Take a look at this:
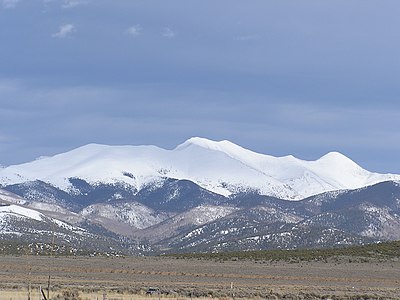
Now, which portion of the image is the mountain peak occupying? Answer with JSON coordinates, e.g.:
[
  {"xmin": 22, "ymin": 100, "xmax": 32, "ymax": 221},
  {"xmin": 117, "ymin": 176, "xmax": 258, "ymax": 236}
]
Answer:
[
  {"xmin": 317, "ymin": 151, "xmax": 358, "ymax": 167},
  {"xmin": 176, "ymin": 137, "xmax": 239, "ymax": 152}
]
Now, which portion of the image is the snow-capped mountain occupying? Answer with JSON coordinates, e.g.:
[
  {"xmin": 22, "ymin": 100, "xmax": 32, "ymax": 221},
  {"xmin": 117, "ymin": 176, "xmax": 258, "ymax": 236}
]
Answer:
[
  {"xmin": 1, "ymin": 138, "xmax": 400, "ymax": 254},
  {"xmin": 1, "ymin": 137, "xmax": 399, "ymax": 200}
]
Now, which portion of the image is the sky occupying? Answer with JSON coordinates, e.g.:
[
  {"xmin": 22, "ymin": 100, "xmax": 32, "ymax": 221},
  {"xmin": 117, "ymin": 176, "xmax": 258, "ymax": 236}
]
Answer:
[{"xmin": 0, "ymin": 0, "xmax": 400, "ymax": 173}]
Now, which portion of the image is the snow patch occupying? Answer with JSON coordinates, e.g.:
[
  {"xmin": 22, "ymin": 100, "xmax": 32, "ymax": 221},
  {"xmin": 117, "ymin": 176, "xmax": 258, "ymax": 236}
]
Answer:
[{"xmin": 0, "ymin": 205, "xmax": 43, "ymax": 221}]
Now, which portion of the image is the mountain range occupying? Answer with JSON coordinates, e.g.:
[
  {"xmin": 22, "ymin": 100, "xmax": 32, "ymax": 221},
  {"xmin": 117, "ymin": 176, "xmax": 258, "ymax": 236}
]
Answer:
[{"xmin": 0, "ymin": 137, "xmax": 399, "ymax": 254}]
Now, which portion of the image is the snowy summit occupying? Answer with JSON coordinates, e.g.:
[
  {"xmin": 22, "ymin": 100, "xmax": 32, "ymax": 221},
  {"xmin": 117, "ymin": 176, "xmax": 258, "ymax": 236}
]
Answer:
[{"xmin": 0, "ymin": 137, "xmax": 399, "ymax": 200}]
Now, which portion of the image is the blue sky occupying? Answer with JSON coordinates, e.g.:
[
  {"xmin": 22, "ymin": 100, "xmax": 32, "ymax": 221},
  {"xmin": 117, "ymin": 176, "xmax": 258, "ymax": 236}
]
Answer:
[{"xmin": 0, "ymin": 0, "xmax": 399, "ymax": 173}]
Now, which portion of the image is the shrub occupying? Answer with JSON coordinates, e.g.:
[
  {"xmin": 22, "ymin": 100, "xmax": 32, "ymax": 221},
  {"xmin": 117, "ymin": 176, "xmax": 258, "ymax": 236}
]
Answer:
[{"xmin": 53, "ymin": 290, "xmax": 81, "ymax": 300}]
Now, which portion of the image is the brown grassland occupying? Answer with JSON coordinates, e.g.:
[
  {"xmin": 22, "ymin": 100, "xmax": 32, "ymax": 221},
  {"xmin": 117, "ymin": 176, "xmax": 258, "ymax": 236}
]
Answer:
[{"xmin": 0, "ymin": 255, "xmax": 399, "ymax": 299}]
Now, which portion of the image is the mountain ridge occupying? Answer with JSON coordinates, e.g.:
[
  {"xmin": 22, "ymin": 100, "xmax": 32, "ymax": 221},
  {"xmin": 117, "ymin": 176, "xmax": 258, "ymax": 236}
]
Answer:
[{"xmin": 1, "ymin": 137, "xmax": 399, "ymax": 201}]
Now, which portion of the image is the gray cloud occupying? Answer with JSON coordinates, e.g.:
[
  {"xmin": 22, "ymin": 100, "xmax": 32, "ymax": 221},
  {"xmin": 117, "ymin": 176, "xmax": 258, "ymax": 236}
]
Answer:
[
  {"xmin": 51, "ymin": 24, "xmax": 76, "ymax": 38},
  {"xmin": 162, "ymin": 27, "xmax": 175, "ymax": 38},
  {"xmin": 1, "ymin": 0, "xmax": 19, "ymax": 8},
  {"xmin": 62, "ymin": 0, "xmax": 88, "ymax": 8},
  {"xmin": 126, "ymin": 25, "xmax": 142, "ymax": 37}
]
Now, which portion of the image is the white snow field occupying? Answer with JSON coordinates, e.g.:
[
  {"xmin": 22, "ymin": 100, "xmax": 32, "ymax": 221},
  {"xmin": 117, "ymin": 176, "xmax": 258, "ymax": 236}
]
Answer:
[{"xmin": 0, "ymin": 137, "xmax": 399, "ymax": 200}]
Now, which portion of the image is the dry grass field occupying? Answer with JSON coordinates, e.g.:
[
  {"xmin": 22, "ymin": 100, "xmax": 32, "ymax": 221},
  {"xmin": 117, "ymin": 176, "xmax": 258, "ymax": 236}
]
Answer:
[{"xmin": 0, "ymin": 255, "xmax": 399, "ymax": 299}]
